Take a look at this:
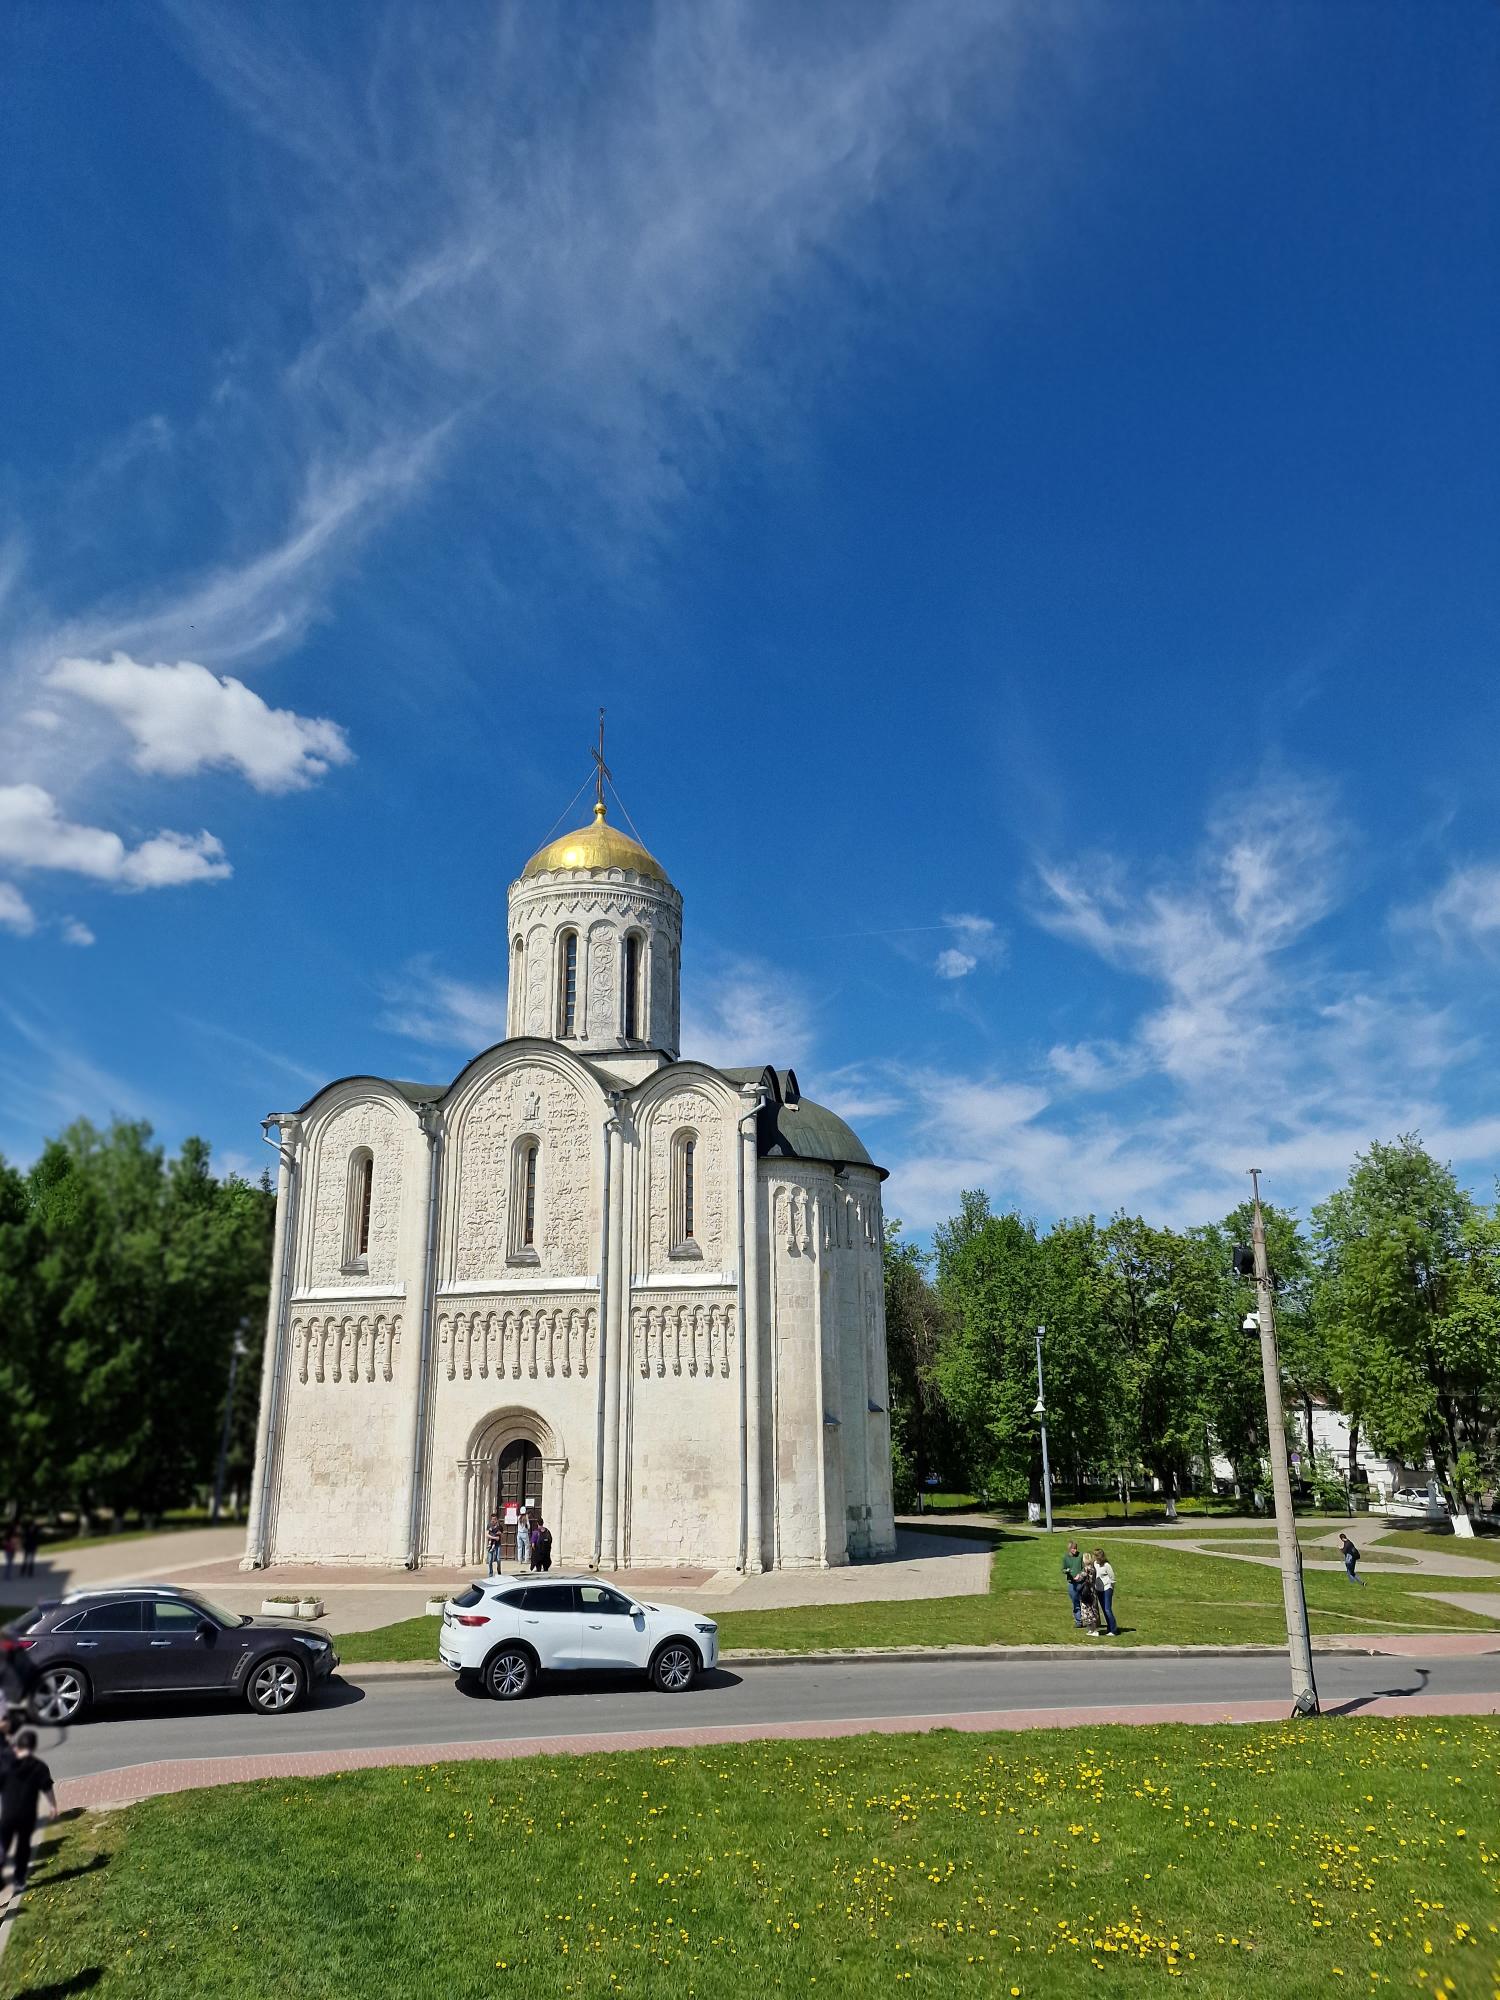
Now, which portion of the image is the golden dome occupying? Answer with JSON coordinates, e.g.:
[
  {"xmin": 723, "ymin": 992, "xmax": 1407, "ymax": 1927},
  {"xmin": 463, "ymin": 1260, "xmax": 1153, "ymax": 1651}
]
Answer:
[{"xmin": 521, "ymin": 802, "xmax": 671, "ymax": 886}]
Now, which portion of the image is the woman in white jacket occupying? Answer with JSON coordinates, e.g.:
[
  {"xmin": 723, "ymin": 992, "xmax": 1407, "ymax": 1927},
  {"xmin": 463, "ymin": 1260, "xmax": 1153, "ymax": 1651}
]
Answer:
[{"xmin": 1093, "ymin": 1550, "xmax": 1119, "ymax": 1636}]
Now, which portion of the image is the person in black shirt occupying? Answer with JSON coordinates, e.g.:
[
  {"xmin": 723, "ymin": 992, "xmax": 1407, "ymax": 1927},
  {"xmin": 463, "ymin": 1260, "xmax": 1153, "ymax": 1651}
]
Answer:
[{"xmin": 1, "ymin": 1728, "xmax": 57, "ymax": 1896}]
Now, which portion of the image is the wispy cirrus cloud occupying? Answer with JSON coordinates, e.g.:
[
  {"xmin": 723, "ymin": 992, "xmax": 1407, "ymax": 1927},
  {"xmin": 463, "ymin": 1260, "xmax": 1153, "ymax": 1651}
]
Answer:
[
  {"xmin": 1395, "ymin": 861, "xmax": 1500, "ymax": 953},
  {"xmin": 878, "ymin": 777, "xmax": 1498, "ymax": 1231},
  {"xmin": 377, "ymin": 958, "xmax": 505, "ymax": 1058}
]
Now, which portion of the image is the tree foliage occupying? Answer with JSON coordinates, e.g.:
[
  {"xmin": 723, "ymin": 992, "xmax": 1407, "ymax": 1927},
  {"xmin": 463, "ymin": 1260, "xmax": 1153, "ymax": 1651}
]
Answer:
[
  {"xmin": 0, "ymin": 1120, "xmax": 274, "ymax": 1520},
  {"xmin": 889, "ymin": 1134, "xmax": 1500, "ymax": 1512}
]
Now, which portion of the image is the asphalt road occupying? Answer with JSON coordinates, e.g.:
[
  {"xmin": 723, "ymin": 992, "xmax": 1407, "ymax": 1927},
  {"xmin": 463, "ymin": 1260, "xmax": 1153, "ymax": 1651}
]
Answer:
[{"xmin": 32, "ymin": 1650, "xmax": 1500, "ymax": 1783}]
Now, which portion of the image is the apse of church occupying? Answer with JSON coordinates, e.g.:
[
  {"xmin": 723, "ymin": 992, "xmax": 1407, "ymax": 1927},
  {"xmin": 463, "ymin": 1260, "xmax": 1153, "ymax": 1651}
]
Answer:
[{"xmin": 244, "ymin": 750, "xmax": 895, "ymax": 1574}]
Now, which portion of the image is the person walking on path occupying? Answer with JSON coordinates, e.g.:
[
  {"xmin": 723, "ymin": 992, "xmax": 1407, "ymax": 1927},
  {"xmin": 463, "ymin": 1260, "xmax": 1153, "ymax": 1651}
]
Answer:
[
  {"xmin": 19, "ymin": 1523, "xmax": 38, "ymax": 1579},
  {"xmin": 485, "ymin": 1511, "xmax": 504, "ymax": 1577},
  {"xmin": 1339, "ymin": 1532, "xmax": 1366, "ymax": 1585},
  {"xmin": 1093, "ymin": 1549, "xmax": 1120, "ymax": 1635},
  {"xmin": 0, "ymin": 1728, "xmax": 57, "ymax": 1898},
  {"xmin": 1062, "ymin": 1540, "xmax": 1085, "ymax": 1628}
]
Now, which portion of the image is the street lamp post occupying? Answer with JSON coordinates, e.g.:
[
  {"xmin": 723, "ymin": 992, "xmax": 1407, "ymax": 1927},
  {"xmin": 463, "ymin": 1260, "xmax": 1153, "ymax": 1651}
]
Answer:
[
  {"xmin": 1034, "ymin": 1325, "xmax": 1054, "ymax": 1534},
  {"xmin": 1247, "ymin": 1169, "xmax": 1319, "ymax": 1717},
  {"xmin": 212, "ymin": 1323, "xmax": 249, "ymax": 1526}
]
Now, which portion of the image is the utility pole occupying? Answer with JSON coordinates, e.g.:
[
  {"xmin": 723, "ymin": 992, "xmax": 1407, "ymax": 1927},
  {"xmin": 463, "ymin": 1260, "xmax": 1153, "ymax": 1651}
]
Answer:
[
  {"xmin": 212, "ymin": 1324, "xmax": 249, "ymax": 1526},
  {"xmin": 1248, "ymin": 1170, "xmax": 1319, "ymax": 1717},
  {"xmin": 1034, "ymin": 1325, "xmax": 1054, "ymax": 1534}
]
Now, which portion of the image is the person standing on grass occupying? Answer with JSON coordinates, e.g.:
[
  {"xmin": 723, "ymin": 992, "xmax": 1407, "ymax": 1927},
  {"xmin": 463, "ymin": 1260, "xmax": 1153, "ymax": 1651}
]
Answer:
[
  {"xmin": 1062, "ymin": 1540, "xmax": 1085, "ymax": 1627},
  {"xmin": 1077, "ymin": 1556, "xmax": 1101, "ymax": 1635},
  {"xmin": 1339, "ymin": 1532, "xmax": 1365, "ymax": 1585},
  {"xmin": 486, "ymin": 1510, "xmax": 504, "ymax": 1576},
  {"xmin": 1093, "ymin": 1550, "xmax": 1120, "ymax": 1635},
  {"xmin": 0, "ymin": 1728, "xmax": 57, "ymax": 1897}
]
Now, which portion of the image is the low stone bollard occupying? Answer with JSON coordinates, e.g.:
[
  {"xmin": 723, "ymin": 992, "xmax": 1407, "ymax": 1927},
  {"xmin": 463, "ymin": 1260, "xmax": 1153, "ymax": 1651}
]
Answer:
[{"xmin": 425, "ymin": 1597, "xmax": 447, "ymax": 1615}]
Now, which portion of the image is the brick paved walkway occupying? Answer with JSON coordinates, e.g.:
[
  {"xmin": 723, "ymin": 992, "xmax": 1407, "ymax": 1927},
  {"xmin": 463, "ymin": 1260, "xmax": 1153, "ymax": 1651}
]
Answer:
[{"xmin": 53, "ymin": 1688, "xmax": 1500, "ymax": 1813}]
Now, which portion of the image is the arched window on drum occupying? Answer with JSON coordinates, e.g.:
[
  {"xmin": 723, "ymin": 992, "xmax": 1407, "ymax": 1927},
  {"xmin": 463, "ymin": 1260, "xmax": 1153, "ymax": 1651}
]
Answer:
[
  {"xmin": 556, "ymin": 931, "xmax": 579, "ymax": 1038},
  {"xmin": 623, "ymin": 931, "xmax": 646, "ymax": 1042},
  {"xmin": 670, "ymin": 1129, "xmax": 700, "ymax": 1257},
  {"xmin": 343, "ymin": 1148, "xmax": 374, "ymax": 1271},
  {"xmin": 509, "ymin": 935, "xmax": 525, "ymax": 1034}
]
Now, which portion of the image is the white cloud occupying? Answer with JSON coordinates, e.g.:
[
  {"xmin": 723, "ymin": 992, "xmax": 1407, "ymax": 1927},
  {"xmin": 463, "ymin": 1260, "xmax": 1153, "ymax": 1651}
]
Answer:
[
  {"xmin": 1397, "ymin": 863, "xmax": 1500, "ymax": 951},
  {"xmin": 60, "ymin": 919, "xmax": 95, "ymax": 947},
  {"xmin": 935, "ymin": 947, "xmax": 977, "ymax": 980},
  {"xmin": 379, "ymin": 958, "xmax": 504, "ymax": 1055},
  {"xmin": 681, "ymin": 953, "xmax": 817, "ymax": 1071},
  {"xmin": 933, "ymin": 911, "xmax": 1003, "ymax": 980},
  {"xmin": 0, "ymin": 784, "xmax": 230, "ymax": 890},
  {"xmin": 48, "ymin": 654, "xmax": 354, "ymax": 794},
  {"xmin": 0, "ymin": 884, "xmax": 37, "ymax": 936}
]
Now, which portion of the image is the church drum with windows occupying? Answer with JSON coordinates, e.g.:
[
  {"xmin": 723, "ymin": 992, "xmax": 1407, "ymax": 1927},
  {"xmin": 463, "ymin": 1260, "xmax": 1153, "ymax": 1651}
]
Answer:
[{"xmin": 243, "ymin": 797, "xmax": 896, "ymax": 1573}]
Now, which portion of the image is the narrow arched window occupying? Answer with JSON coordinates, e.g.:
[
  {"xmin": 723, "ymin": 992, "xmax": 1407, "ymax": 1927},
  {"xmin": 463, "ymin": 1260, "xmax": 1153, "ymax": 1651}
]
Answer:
[
  {"xmin": 344, "ymin": 1149, "xmax": 374, "ymax": 1269},
  {"xmin": 670, "ymin": 1129, "xmax": 700, "ymax": 1256},
  {"xmin": 624, "ymin": 932, "xmax": 643, "ymax": 1040},
  {"xmin": 510, "ymin": 936, "xmax": 525, "ymax": 1034},
  {"xmin": 509, "ymin": 1137, "xmax": 541, "ymax": 1261},
  {"xmin": 558, "ymin": 931, "xmax": 578, "ymax": 1037}
]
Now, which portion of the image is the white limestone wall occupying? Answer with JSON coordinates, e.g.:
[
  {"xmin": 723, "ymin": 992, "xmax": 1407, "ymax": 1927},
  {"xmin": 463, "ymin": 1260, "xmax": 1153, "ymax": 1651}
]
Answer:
[
  {"xmin": 767, "ymin": 1168, "xmax": 830, "ymax": 1567},
  {"xmin": 269, "ymin": 1081, "xmax": 430, "ymax": 1564},
  {"xmin": 623, "ymin": 1287, "xmax": 741, "ymax": 1564}
]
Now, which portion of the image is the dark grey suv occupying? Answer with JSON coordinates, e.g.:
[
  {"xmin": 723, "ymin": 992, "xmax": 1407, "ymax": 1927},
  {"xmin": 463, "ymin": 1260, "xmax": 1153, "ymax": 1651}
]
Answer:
[{"xmin": 3, "ymin": 1587, "xmax": 339, "ymax": 1721}]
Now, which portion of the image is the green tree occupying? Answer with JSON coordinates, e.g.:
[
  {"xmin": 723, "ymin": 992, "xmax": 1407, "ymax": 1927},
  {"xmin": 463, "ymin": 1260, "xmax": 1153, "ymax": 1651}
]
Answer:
[
  {"xmin": 1312, "ymin": 1136, "xmax": 1500, "ymax": 1507},
  {"xmin": 883, "ymin": 1221, "xmax": 950, "ymax": 1508}
]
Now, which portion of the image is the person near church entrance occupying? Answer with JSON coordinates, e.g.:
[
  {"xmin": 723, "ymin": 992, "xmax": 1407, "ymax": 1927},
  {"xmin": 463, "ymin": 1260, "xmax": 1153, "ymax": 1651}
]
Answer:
[
  {"xmin": 486, "ymin": 1510, "xmax": 504, "ymax": 1576},
  {"xmin": 530, "ymin": 1519, "xmax": 552, "ymax": 1572},
  {"xmin": 1, "ymin": 1728, "xmax": 57, "ymax": 1897},
  {"xmin": 515, "ymin": 1511, "xmax": 531, "ymax": 1570}
]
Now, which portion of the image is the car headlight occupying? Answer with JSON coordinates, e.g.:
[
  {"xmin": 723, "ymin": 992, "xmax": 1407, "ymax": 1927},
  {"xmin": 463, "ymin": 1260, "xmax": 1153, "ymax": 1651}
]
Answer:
[
  {"xmin": 695, "ymin": 1622, "xmax": 718, "ymax": 1635},
  {"xmin": 293, "ymin": 1634, "xmax": 330, "ymax": 1651}
]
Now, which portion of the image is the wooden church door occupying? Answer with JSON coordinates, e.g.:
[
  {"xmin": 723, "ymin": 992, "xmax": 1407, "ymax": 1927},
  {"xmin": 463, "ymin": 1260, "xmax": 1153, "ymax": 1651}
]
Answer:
[{"xmin": 497, "ymin": 1438, "xmax": 542, "ymax": 1561}]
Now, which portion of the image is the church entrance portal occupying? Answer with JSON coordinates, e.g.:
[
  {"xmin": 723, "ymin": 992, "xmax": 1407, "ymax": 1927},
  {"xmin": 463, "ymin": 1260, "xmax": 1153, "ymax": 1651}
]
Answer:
[{"xmin": 497, "ymin": 1437, "xmax": 542, "ymax": 1563}]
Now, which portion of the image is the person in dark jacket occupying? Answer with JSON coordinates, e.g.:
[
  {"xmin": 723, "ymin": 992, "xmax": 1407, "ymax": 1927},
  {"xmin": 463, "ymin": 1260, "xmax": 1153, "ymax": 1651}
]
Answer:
[
  {"xmin": 1062, "ymin": 1541, "xmax": 1085, "ymax": 1627},
  {"xmin": 1, "ymin": 1728, "xmax": 57, "ymax": 1896},
  {"xmin": 1338, "ymin": 1532, "xmax": 1365, "ymax": 1585}
]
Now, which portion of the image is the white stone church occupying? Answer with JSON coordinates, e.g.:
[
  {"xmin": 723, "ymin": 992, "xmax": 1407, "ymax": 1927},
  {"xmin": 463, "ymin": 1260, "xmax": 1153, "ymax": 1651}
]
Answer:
[{"xmin": 244, "ymin": 783, "xmax": 895, "ymax": 1574}]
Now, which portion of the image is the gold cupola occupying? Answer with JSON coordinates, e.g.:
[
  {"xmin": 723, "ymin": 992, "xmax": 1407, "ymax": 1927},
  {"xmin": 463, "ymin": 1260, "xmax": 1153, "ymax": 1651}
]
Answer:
[{"xmin": 520, "ymin": 800, "xmax": 671, "ymax": 887}]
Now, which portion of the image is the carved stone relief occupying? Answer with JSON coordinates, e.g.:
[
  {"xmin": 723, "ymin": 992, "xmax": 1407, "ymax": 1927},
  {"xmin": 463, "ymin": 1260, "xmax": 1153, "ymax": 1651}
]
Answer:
[
  {"xmin": 437, "ymin": 1299, "xmax": 596, "ymax": 1381},
  {"xmin": 451, "ymin": 1068, "xmax": 594, "ymax": 1283},
  {"xmin": 646, "ymin": 1090, "xmax": 725, "ymax": 1268},
  {"xmin": 306, "ymin": 1098, "xmax": 402, "ymax": 1289},
  {"xmin": 293, "ymin": 1312, "xmax": 402, "ymax": 1385},
  {"xmin": 630, "ymin": 1292, "xmax": 736, "ymax": 1379}
]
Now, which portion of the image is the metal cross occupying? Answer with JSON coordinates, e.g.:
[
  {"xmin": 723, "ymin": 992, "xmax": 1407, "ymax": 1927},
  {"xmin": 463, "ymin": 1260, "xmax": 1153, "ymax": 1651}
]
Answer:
[{"xmin": 590, "ymin": 706, "xmax": 611, "ymax": 814}]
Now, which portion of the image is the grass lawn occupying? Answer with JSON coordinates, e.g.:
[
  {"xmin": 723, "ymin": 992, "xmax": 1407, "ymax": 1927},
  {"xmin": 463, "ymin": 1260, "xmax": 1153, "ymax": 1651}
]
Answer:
[
  {"xmin": 6, "ymin": 1719, "xmax": 1497, "ymax": 1999},
  {"xmin": 1376, "ymin": 1528, "xmax": 1500, "ymax": 1563},
  {"xmin": 337, "ymin": 1531, "xmax": 1500, "ymax": 1665}
]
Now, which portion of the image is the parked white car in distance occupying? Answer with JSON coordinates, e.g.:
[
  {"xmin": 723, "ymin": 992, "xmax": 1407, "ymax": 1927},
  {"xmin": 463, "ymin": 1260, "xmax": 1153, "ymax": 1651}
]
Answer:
[
  {"xmin": 1382, "ymin": 1487, "xmax": 1449, "ymax": 1521},
  {"xmin": 438, "ymin": 1575, "xmax": 719, "ymax": 1698}
]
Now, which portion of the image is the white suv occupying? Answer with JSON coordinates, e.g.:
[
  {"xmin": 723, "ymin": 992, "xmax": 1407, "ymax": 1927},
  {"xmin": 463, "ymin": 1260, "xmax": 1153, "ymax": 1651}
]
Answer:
[{"xmin": 437, "ymin": 1575, "xmax": 719, "ymax": 1699}]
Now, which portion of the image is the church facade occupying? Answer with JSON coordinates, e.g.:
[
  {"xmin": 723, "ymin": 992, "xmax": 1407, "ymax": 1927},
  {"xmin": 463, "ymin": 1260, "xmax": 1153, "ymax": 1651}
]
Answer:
[{"xmin": 243, "ymin": 797, "xmax": 896, "ymax": 1574}]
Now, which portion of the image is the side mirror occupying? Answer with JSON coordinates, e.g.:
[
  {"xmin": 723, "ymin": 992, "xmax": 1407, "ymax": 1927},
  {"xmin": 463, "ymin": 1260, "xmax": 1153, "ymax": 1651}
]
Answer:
[
  {"xmin": 628, "ymin": 1603, "xmax": 644, "ymax": 1618},
  {"xmin": 195, "ymin": 1620, "xmax": 215, "ymax": 1641}
]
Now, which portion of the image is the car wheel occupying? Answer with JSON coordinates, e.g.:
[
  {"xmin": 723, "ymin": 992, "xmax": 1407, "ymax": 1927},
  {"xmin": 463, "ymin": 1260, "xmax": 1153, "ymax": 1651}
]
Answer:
[
  {"xmin": 484, "ymin": 1647, "xmax": 534, "ymax": 1700},
  {"xmin": 247, "ymin": 1653, "xmax": 306, "ymax": 1715},
  {"xmin": 650, "ymin": 1641, "xmax": 699, "ymax": 1693},
  {"xmin": 30, "ymin": 1665, "xmax": 90, "ymax": 1725}
]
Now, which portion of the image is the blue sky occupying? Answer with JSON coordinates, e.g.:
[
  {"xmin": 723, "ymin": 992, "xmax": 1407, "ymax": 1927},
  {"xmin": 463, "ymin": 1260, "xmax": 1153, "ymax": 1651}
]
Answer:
[{"xmin": 2, "ymin": 1, "xmax": 1497, "ymax": 1234}]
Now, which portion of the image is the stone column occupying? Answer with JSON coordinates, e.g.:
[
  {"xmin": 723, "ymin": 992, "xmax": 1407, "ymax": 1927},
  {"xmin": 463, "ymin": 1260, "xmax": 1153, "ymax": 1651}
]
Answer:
[
  {"xmin": 600, "ymin": 1109, "xmax": 628, "ymax": 1565},
  {"xmin": 243, "ymin": 1123, "xmax": 298, "ymax": 1569},
  {"xmin": 742, "ymin": 1110, "xmax": 765, "ymax": 1573}
]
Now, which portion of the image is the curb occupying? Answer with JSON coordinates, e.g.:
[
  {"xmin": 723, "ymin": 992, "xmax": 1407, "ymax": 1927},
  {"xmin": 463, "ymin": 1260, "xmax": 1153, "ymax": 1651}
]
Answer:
[{"xmin": 339, "ymin": 1638, "xmax": 1402, "ymax": 1681}]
